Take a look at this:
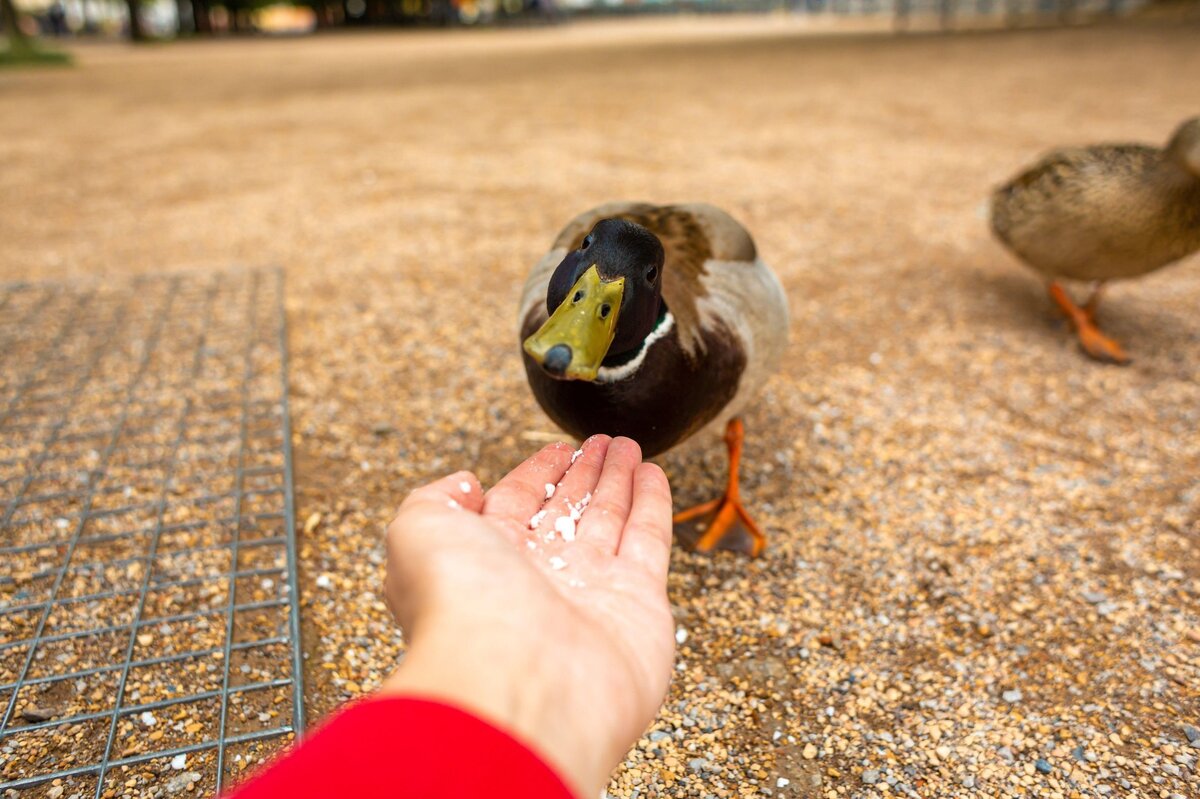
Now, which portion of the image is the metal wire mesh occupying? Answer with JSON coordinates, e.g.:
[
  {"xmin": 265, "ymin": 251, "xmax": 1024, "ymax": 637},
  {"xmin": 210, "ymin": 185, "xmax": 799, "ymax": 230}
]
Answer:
[{"xmin": 0, "ymin": 269, "xmax": 305, "ymax": 798}]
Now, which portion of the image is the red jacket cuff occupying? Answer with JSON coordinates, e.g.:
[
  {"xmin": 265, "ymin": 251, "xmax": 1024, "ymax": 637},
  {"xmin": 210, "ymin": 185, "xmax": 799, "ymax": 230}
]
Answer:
[{"xmin": 225, "ymin": 696, "xmax": 576, "ymax": 799}]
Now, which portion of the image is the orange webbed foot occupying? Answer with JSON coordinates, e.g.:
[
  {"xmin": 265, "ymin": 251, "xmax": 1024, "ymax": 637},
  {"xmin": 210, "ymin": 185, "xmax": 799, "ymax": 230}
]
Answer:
[
  {"xmin": 1048, "ymin": 281, "xmax": 1131, "ymax": 365},
  {"xmin": 1077, "ymin": 323, "xmax": 1130, "ymax": 364},
  {"xmin": 674, "ymin": 494, "xmax": 766, "ymax": 557}
]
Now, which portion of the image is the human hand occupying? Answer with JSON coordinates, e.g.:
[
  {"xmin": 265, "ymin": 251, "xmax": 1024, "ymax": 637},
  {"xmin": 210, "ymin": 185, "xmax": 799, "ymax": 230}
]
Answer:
[{"xmin": 380, "ymin": 435, "xmax": 676, "ymax": 798}]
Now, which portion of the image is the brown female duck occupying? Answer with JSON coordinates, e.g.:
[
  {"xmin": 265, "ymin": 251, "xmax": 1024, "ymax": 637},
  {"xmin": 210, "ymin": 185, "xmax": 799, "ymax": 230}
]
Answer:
[
  {"xmin": 519, "ymin": 202, "xmax": 789, "ymax": 556},
  {"xmin": 991, "ymin": 116, "xmax": 1200, "ymax": 363}
]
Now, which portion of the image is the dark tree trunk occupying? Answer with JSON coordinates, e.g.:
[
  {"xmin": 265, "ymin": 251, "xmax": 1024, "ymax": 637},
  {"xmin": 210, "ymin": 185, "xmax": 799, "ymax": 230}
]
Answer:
[
  {"xmin": 174, "ymin": 0, "xmax": 191, "ymax": 32},
  {"xmin": 193, "ymin": 0, "xmax": 211, "ymax": 31},
  {"xmin": 1, "ymin": 0, "xmax": 33, "ymax": 51},
  {"xmin": 125, "ymin": 0, "xmax": 146, "ymax": 40}
]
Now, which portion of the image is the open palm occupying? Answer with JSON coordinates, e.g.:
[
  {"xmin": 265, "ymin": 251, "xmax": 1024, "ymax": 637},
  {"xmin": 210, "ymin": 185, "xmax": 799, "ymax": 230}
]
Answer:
[{"xmin": 382, "ymin": 435, "xmax": 676, "ymax": 797}]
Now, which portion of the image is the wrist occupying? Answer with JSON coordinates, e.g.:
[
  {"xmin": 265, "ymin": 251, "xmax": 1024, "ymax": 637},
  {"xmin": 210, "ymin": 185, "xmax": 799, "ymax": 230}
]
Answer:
[{"xmin": 378, "ymin": 621, "xmax": 608, "ymax": 798}]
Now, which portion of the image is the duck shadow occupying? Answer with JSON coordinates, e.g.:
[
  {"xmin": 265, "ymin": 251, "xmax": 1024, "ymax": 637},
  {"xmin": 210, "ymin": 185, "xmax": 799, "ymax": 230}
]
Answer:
[{"xmin": 968, "ymin": 267, "xmax": 1199, "ymax": 376}]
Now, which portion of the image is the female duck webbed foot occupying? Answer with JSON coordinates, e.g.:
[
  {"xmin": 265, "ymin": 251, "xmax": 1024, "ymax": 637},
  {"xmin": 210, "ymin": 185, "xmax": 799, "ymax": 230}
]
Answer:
[
  {"xmin": 1048, "ymin": 281, "xmax": 1130, "ymax": 365},
  {"xmin": 672, "ymin": 418, "xmax": 767, "ymax": 558}
]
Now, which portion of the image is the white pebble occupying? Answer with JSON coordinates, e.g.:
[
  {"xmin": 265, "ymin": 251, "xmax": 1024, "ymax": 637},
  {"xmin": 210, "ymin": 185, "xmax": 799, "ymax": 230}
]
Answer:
[
  {"xmin": 316, "ymin": 574, "xmax": 333, "ymax": 590},
  {"xmin": 554, "ymin": 515, "xmax": 576, "ymax": 542},
  {"xmin": 549, "ymin": 556, "xmax": 567, "ymax": 570},
  {"xmin": 545, "ymin": 483, "xmax": 556, "ymax": 499},
  {"xmin": 170, "ymin": 754, "xmax": 187, "ymax": 770},
  {"xmin": 459, "ymin": 481, "xmax": 471, "ymax": 493},
  {"xmin": 140, "ymin": 711, "xmax": 156, "ymax": 727},
  {"xmin": 675, "ymin": 626, "xmax": 688, "ymax": 645},
  {"xmin": 777, "ymin": 778, "xmax": 790, "ymax": 788}
]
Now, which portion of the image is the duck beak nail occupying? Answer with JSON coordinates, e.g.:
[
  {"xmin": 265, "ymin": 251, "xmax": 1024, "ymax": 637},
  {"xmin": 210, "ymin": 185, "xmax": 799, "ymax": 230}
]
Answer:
[{"xmin": 543, "ymin": 344, "xmax": 572, "ymax": 376}]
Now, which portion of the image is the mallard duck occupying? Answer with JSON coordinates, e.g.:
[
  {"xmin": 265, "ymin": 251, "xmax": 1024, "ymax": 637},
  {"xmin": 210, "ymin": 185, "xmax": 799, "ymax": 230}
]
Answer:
[
  {"xmin": 518, "ymin": 202, "xmax": 789, "ymax": 556},
  {"xmin": 991, "ymin": 116, "xmax": 1200, "ymax": 363}
]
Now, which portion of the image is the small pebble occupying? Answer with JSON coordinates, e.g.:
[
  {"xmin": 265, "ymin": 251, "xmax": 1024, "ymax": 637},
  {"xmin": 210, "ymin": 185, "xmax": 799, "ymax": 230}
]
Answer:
[
  {"xmin": 862, "ymin": 770, "xmax": 880, "ymax": 785},
  {"xmin": 1183, "ymin": 724, "xmax": 1200, "ymax": 744},
  {"xmin": 316, "ymin": 574, "xmax": 333, "ymax": 590},
  {"xmin": 776, "ymin": 777, "xmax": 789, "ymax": 788},
  {"xmin": 1034, "ymin": 759, "xmax": 1051, "ymax": 774},
  {"xmin": 170, "ymin": 754, "xmax": 187, "ymax": 770},
  {"xmin": 675, "ymin": 626, "xmax": 688, "ymax": 645},
  {"xmin": 1002, "ymin": 689, "xmax": 1023, "ymax": 703},
  {"xmin": 19, "ymin": 706, "xmax": 56, "ymax": 723}
]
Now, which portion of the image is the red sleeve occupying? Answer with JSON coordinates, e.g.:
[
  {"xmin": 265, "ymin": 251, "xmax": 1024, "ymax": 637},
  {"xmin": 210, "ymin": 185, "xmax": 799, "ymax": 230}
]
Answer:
[{"xmin": 225, "ymin": 697, "xmax": 576, "ymax": 799}]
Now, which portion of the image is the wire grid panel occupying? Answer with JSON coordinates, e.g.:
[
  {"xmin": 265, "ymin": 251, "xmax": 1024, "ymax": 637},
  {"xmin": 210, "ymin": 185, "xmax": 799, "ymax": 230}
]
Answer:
[{"xmin": 0, "ymin": 269, "xmax": 305, "ymax": 798}]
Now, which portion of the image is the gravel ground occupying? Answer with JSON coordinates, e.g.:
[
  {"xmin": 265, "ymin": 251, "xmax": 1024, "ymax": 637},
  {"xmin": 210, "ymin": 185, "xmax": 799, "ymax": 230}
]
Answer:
[{"xmin": 2, "ymin": 17, "xmax": 1199, "ymax": 799}]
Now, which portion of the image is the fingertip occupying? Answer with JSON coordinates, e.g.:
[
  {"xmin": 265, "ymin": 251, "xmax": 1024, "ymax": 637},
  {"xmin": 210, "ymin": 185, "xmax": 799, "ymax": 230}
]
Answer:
[
  {"xmin": 576, "ymin": 433, "xmax": 612, "ymax": 465},
  {"xmin": 451, "ymin": 469, "xmax": 481, "ymax": 492},
  {"xmin": 636, "ymin": 461, "xmax": 670, "ymax": 491},
  {"xmin": 608, "ymin": 436, "xmax": 643, "ymax": 462},
  {"xmin": 451, "ymin": 470, "xmax": 484, "ymax": 511}
]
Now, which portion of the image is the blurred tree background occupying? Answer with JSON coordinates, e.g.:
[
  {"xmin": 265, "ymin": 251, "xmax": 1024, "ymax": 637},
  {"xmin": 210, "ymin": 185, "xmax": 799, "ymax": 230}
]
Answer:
[{"xmin": 2, "ymin": 0, "xmax": 1196, "ymax": 52}]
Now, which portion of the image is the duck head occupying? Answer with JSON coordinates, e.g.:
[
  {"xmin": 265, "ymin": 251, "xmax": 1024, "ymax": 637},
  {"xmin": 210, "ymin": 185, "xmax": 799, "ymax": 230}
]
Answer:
[
  {"xmin": 524, "ymin": 218, "xmax": 665, "ymax": 381},
  {"xmin": 1167, "ymin": 116, "xmax": 1200, "ymax": 178}
]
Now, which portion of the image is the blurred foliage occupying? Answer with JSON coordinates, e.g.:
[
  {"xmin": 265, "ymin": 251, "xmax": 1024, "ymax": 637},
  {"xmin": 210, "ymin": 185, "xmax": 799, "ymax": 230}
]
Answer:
[{"xmin": 1, "ymin": 0, "xmax": 72, "ymax": 63}]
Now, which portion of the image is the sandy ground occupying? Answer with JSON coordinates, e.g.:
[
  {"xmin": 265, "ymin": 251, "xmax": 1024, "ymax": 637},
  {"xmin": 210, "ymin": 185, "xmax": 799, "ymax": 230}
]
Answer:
[{"xmin": 2, "ymin": 16, "xmax": 1199, "ymax": 798}]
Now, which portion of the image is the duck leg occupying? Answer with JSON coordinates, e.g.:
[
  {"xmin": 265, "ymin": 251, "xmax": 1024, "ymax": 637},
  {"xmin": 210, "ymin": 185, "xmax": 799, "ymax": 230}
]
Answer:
[
  {"xmin": 1083, "ymin": 281, "xmax": 1106, "ymax": 326},
  {"xmin": 672, "ymin": 418, "xmax": 766, "ymax": 557},
  {"xmin": 1047, "ymin": 281, "xmax": 1129, "ymax": 364}
]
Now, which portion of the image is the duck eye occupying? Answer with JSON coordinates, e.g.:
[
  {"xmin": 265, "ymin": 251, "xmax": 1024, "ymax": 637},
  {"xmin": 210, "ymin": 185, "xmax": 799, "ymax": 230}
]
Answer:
[
  {"xmin": 599, "ymin": 304, "xmax": 612, "ymax": 319},
  {"xmin": 572, "ymin": 290, "xmax": 584, "ymax": 303},
  {"xmin": 581, "ymin": 234, "xmax": 594, "ymax": 250},
  {"xmin": 646, "ymin": 266, "xmax": 658, "ymax": 282}
]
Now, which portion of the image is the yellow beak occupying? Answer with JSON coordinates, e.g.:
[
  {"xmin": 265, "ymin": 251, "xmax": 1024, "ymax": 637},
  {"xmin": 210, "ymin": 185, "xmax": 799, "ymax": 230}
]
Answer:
[{"xmin": 523, "ymin": 265, "xmax": 625, "ymax": 381}]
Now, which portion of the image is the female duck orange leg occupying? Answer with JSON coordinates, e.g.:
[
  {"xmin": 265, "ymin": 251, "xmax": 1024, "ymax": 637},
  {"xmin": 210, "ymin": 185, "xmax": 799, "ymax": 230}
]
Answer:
[
  {"xmin": 672, "ymin": 418, "xmax": 766, "ymax": 557},
  {"xmin": 1048, "ymin": 281, "xmax": 1129, "ymax": 364}
]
